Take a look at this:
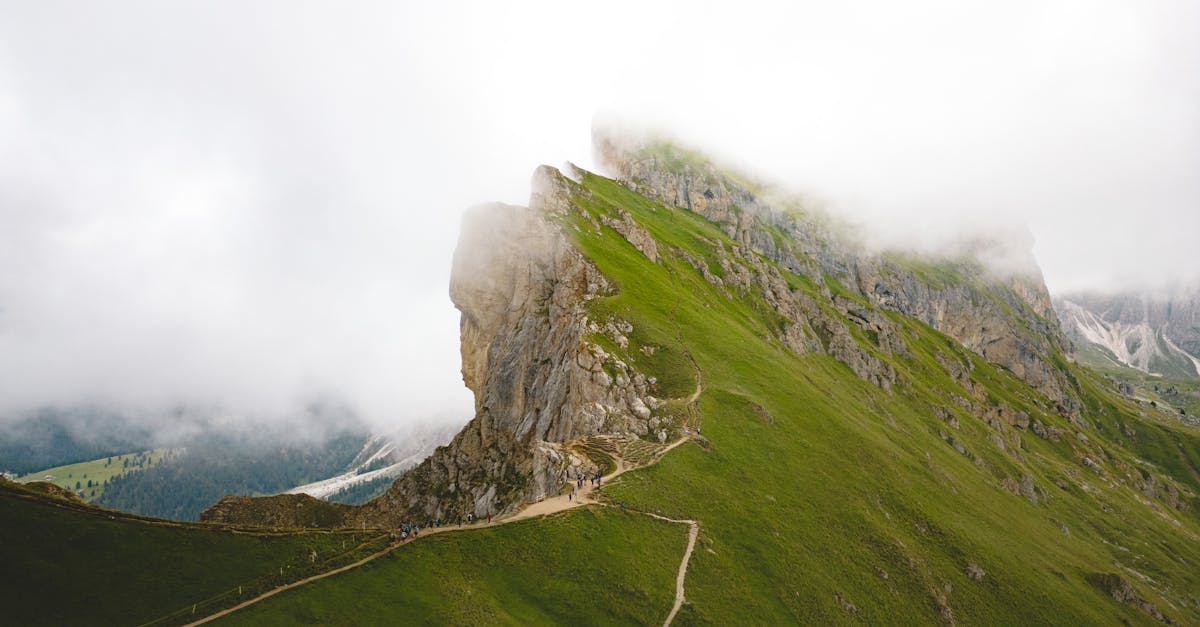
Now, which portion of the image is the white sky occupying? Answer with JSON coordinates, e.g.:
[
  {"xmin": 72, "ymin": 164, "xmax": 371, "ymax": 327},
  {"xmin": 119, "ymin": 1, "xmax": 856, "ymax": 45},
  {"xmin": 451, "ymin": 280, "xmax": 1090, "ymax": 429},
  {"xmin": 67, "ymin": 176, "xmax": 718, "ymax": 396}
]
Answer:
[{"xmin": 1, "ymin": 0, "xmax": 1197, "ymax": 428}]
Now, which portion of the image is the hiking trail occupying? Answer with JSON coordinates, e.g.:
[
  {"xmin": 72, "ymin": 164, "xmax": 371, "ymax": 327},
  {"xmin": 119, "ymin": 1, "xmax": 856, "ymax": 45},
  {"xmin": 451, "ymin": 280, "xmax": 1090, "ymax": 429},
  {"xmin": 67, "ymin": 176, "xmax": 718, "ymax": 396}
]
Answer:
[{"xmin": 181, "ymin": 331, "xmax": 707, "ymax": 626}]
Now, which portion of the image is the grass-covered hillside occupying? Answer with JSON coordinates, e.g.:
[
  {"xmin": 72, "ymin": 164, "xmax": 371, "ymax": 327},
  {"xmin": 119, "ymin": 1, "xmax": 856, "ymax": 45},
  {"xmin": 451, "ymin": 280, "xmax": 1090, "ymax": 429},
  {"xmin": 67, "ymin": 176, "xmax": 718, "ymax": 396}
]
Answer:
[
  {"xmin": 205, "ymin": 153, "xmax": 1200, "ymax": 625},
  {"xmin": 15, "ymin": 448, "xmax": 175, "ymax": 503},
  {"xmin": 6, "ymin": 144, "xmax": 1199, "ymax": 626},
  {"xmin": 217, "ymin": 508, "xmax": 686, "ymax": 626},
  {"xmin": 0, "ymin": 479, "xmax": 381, "ymax": 626},
  {"xmin": 1075, "ymin": 341, "xmax": 1200, "ymax": 420}
]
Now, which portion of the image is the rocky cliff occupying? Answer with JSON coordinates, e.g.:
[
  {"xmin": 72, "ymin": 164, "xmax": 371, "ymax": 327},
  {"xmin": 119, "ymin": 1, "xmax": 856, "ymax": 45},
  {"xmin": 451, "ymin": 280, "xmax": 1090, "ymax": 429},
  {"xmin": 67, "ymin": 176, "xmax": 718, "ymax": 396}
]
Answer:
[
  {"xmin": 204, "ymin": 168, "xmax": 673, "ymax": 528},
  {"xmin": 345, "ymin": 186, "xmax": 670, "ymax": 526},
  {"xmin": 595, "ymin": 130, "xmax": 1076, "ymax": 414},
  {"xmin": 203, "ymin": 129, "xmax": 1087, "ymax": 529}
]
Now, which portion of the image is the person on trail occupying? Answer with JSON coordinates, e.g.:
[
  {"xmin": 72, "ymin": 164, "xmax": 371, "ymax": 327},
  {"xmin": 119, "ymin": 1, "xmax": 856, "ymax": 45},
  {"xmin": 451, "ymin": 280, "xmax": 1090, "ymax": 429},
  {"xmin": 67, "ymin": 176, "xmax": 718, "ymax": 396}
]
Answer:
[{"xmin": 487, "ymin": 512, "xmax": 492, "ymax": 523}]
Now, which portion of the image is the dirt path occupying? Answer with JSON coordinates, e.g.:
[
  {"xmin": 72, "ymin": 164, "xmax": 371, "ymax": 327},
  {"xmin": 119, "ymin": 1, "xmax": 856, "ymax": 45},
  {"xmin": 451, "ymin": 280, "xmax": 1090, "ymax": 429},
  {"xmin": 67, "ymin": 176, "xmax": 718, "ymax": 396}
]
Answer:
[
  {"xmin": 184, "ymin": 540, "xmax": 397, "ymax": 626},
  {"xmin": 647, "ymin": 514, "xmax": 699, "ymax": 627},
  {"xmin": 503, "ymin": 433, "xmax": 697, "ymax": 522},
  {"xmin": 182, "ymin": 437, "xmax": 695, "ymax": 625},
  {"xmin": 505, "ymin": 456, "xmax": 625, "ymax": 522},
  {"xmin": 181, "ymin": 362, "xmax": 708, "ymax": 627}
]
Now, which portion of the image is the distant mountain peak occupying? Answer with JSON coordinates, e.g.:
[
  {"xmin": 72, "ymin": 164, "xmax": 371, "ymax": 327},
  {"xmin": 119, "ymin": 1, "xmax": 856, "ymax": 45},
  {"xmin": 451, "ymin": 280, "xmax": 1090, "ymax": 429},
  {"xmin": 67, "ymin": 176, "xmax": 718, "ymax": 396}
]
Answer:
[{"xmin": 1055, "ymin": 290, "xmax": 1200, "ymax": 378}]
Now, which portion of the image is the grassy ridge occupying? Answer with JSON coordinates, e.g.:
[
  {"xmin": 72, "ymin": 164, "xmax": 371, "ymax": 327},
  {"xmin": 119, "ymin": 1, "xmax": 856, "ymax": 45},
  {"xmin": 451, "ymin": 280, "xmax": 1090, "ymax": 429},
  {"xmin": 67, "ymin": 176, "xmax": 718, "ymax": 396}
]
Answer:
[
  {"xmin": 216, "ymin": 507, "xmax": 685, "ymax": 626},
  {"xmin": 8, "ymin": 158, "xmax": 1199, "ymax": 625},
  {"xmin": 204, "ymin": 165, "xmax": 1199, "ymax": 625},
  {"xmin": 0, "ymin": 481, "xmax": 370, "ymax": 627},
  {"xmin": 566, "ymin": 170, "xmax": 1200, "ymax": 624}
]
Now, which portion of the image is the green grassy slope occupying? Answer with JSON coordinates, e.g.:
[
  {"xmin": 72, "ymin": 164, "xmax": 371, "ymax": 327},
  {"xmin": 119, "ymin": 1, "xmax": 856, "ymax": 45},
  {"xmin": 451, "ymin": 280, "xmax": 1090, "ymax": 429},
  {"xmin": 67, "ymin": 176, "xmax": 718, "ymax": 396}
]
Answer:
[
  {"xmin": 217, "ymin": 507, "xmax": 685, "ymax": 626},
  {"xmin": 0, "ymin": 480, "xmax": 376, "ymax": 627},
  {"xmin": 1076, "ymin": 342, "xmax": 1200, "ymax": 419},
  {"xmin": 16, "ymin": 448, "xmax": 175, "ymax": 503},
  {"xmin": 8, "ymin": 155, "xmax": 1199, "ymax": 625},
  {"xmin": 568, "ymin": 170, "xmax": 1200, "ymax": 625},
  {"xmin": 207, "ymin": 165, "xmax": 1200, "ymax": 625}
]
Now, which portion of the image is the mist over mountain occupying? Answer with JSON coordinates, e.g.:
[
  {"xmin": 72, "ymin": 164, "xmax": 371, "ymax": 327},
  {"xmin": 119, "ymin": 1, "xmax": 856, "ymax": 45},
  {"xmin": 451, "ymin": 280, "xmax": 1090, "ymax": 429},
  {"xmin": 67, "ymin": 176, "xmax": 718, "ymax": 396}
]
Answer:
[
  {"xmin": 2, "ymin": 1, "xmax": 1198, "ymax": 438},
  {"xmin": 1055, "ymin": 284, "xmax": 1200, "ymax": 378},
  {"xmin": 185, "ymin": 128, "xmax": 1200, "ymax": 625}
]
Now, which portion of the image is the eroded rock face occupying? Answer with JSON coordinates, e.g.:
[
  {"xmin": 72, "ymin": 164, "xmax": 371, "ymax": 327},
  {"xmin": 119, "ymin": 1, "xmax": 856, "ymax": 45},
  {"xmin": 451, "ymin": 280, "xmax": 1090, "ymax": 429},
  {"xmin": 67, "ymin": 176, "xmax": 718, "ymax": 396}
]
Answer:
[
  {"xmin": 347, "ymin": 169, "xmax": 666, "ymax": 527},
  {"xmin": 1090, "ymin": 573, "xmax": 1173, "ymax": 624},
  {"xmin": 206, "ymin": 130, "xmax": 1080, "ymax": 530},
  {"xmin": 595, "ymin": 129, "xmax": 1076, "ymax": 413},
  {"xmin": 202, "ymin": 168, "xmax": 668, "ymax": 529}
]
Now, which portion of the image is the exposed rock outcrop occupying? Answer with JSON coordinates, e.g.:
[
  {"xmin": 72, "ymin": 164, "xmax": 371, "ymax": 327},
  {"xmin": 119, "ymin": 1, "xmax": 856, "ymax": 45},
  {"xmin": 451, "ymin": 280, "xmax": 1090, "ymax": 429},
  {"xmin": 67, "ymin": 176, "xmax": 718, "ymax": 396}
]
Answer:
[
  {"xmin": 595, "ymin": 129, "xmax": 1076, "ymax": 414},
  {"xmin": 1089, "ymin": 573, "xmax": 1173, "ymax": 623},
  {"xmin": 203, "ymin": 167, "xmax": 670, "ymax": 528},
  {"xmin": 205, "ymin": 129, "xmax": 1087, "ymax": 530},
  {"xmin": 350, "ymin": 171, "xmax": 673, "ymax": 526}
]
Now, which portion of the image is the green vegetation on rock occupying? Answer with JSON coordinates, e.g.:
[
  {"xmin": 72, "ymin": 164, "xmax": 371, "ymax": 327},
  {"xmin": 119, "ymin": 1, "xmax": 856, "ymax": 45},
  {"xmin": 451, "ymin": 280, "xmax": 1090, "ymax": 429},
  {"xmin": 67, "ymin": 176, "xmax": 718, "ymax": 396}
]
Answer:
[{"xmin": 5, "ymin": 140, "xmax": 1199, "ymax": 626}]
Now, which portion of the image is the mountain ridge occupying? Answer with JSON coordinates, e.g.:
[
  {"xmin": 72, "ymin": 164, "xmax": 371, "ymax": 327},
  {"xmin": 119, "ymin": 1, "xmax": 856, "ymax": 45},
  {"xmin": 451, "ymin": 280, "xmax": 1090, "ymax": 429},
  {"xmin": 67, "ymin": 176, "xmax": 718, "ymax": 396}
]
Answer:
[{"xmin": 194, "ymin": 129, "xmax": 1200, "ymax": 624}]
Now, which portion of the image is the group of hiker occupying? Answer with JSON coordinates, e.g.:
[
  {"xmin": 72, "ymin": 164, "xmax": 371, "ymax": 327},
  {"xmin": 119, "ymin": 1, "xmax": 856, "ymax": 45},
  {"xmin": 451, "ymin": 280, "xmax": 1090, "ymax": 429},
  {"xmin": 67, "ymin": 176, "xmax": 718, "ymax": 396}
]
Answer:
[
  {"xmin": 393, "ymin": 520, "xmax": 420, "ymax": 542},
  {"xmin": 567, "ymin": 469, "xmax": 606, "ymax": 502},
  {"xmin": 394, "ymin": 512, "xmax": 495, "ymax": 542}
]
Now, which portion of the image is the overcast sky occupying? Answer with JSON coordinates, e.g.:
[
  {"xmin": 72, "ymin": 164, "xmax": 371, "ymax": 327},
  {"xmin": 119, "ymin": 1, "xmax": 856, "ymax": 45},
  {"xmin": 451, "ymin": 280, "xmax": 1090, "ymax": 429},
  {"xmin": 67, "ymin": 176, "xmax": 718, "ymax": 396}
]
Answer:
[{"xmin": 1, "ymin": 1, "xmax": 1197, "ymax": 429}]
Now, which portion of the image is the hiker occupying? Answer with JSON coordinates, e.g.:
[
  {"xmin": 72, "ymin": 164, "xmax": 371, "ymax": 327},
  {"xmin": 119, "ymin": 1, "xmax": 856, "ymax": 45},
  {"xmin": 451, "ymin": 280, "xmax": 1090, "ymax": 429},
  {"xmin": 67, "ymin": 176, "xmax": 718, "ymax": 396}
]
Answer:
[{"xmin": 487, "ymin": 512, "xmax": 492, "ymax": 523}]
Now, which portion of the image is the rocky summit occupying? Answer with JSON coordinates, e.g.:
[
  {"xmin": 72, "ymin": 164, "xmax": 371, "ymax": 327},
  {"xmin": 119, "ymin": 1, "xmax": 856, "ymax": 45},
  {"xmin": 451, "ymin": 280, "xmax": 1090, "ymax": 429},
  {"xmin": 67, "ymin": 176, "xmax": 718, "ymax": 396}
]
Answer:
[{"xmin": 198, "ymin": 128, "xmax": 1200, "ymax": 625}]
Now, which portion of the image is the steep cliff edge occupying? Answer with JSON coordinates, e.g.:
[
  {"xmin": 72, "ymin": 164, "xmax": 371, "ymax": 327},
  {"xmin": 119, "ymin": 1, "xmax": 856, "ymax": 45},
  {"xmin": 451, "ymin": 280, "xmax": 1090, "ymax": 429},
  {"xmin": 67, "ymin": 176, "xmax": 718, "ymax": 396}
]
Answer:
[
  {"xmin": 348, "ymin": 188, "xmax": 671, "ymax": 526},
  {"xmin": 210, "ymin": 132, "xmax": 1142, "ymax": 532},
  {"xmin": 205, "ymin": 169, "xmax": 675, "ymax": 527},
  {"xmin": 594, "ymin": 130, "xmax": 1076, "ymax": 414},
  {"xmin": 192, "ymin": 129, "xmax": 1200, "ymax": 624}
]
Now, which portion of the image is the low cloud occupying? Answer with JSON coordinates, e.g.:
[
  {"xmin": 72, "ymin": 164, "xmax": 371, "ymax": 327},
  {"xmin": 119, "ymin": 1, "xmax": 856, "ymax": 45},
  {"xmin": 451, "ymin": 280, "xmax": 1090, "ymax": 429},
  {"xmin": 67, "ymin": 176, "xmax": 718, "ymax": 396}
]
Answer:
[{"xmin": 1, "ymin": 1, "xmax": 1196, "ymax": 431}]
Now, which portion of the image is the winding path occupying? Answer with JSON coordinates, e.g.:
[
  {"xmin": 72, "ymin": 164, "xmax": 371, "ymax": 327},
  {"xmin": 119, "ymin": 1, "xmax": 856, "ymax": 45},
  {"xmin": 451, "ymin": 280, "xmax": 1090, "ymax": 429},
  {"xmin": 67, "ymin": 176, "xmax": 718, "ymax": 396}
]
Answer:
[
  {"xmin": 180, "ymin": 435, "xmax": 700, "ymax": 626},
  {"xmin": 184, "ymin": 540, "xmax": 397, "ymax": 626},
  {"xmin": 183, "ymin": 344, "xmax": 708, "ymax": 625},
  {"xmin": 650, "ymin": 514, "xmax": 699, "ymax": 627}
]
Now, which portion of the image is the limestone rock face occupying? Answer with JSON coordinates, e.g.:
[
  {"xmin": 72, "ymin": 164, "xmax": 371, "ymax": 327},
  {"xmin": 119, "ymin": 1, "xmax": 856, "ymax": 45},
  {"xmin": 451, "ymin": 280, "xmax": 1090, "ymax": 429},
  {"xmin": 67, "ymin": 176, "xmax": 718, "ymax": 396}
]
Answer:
[
  {"xmin": 348, "ymin": 168, "xmax": 664, "ymax": 527},
  {"xmin": 596, "ymin": 129, "xmax": 1076, "ymax": 413},
  {"xmin": 201, "ymin": 167, "xmax": 666, "ymax": 529},
  {"xmin": 204, "ymin": 129, "xmax": 1086, "ymax": 531}
]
